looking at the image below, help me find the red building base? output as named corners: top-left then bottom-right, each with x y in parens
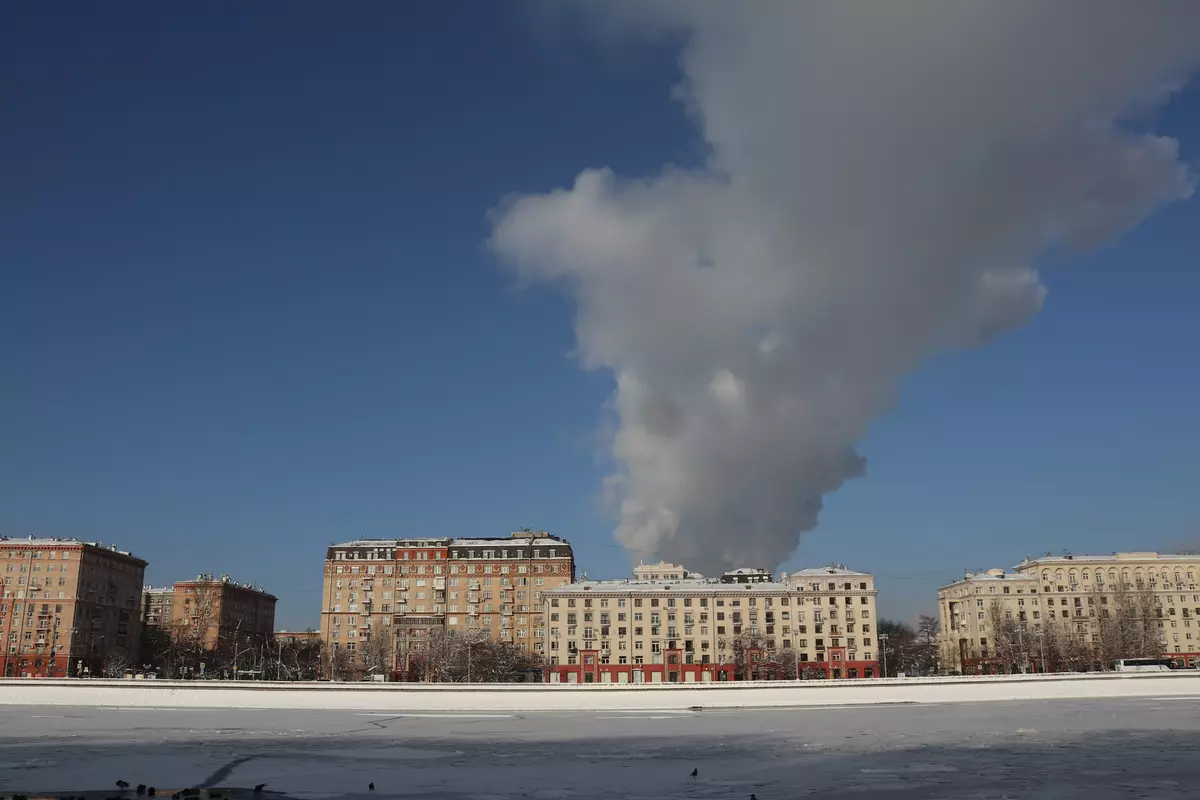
top-left (0, 654), bottom-right (69, 678)
top-left (546, 648), bottom-right (880, 684)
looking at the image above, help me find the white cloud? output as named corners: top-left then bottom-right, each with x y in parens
top-left (490, 1), bottom-right (1200, 570)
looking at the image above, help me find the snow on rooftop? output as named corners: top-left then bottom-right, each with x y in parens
top-left (0, 536), bottom-right (141, 559)
top-left (450, 538), bottom-right (569, 547)
top-left (788, 565), bottom-right (869, 577)
top-left (330, 538), bottom-right (452, 547)
top-left (1020, 552), bottom-right (1196, 564)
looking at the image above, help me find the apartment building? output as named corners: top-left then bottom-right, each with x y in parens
top-left (141, 585), bottom-right (175, 629)
top-left (543, 563), bottom-right (879, 683)
top-left (162, 574), bottom-right (277, 649)
top-left (938, 568), bottom-right (1039, 673)
top-left (319, 532), bottom-right (575, 676)
top-left (1, 536), bottom-right (147, 678)
top-left (938, 551), bottom-right (1200, 673)
top-left (445, 533), bottom-right (575, 656)
top-left (320, 537), bottom-right (451, 671)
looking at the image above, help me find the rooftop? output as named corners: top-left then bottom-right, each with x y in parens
top-left (329, 538), bottom-right (452, 548)
top-left (329, 532), bottom-right (571, 549)
top-left (176, 573), bottom-right (276, 598)
top-left (1018, 551), bottom-right (1198, 564)
top-left (787, 564), bottom-right (870, 577)
top-left (450, 537), bottom-right (570, 548)
top-left (0, 535), bottom-right (144, 561)
top-left (940, 569), bottom-right (1037, 589)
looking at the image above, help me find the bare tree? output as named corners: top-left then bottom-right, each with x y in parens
top-left (912, 614), bottom-right (942, 675)
top-left (728, 631), bottom-right (769, 679)
top-left (985, 601), bottom-right (1027, 674)
top-left (102, 651), bottom-right (132, 678)
top-left (406, 629), bottom-right (544, 683)
top-left (361, 627), bottom-right (395, 679)
top-left (771, 647), bottom-right (799, 680)
top-left (326, 645), bottom-right (357, 681)
top-left (878, 619), bottom-right (918, 677)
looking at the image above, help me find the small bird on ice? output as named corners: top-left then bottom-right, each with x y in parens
top-left (254, 785), bottom-right (267, 794)
top-left (690, 768), bottom-right (698, 778)
top-left (369, 784), bottom-right (375, 792)
top-left (116, 781), bottom-right (130, 790)
top-left (751, 794), bottom-right (758, 800)
top-left (137, 785), bottom-right (147, 795)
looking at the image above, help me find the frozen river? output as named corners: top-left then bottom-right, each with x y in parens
top-left (4, 696), bottom-right (1200, 799)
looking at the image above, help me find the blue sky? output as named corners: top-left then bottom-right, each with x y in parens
top-left (3, 3), bottom-right (1198, 630)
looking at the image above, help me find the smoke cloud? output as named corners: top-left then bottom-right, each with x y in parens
top-left (489, 2), bottom-right (1200, 571)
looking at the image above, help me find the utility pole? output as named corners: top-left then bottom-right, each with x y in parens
top-left (880, 634), bottom-right (889, 678)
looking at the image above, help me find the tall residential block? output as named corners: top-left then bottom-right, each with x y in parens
top-left (1, 536), bottom-right (147, 678)
top-left (542, 562), bottom-right (879, 683)
top-left (319, 531), bottom-right (575, 674)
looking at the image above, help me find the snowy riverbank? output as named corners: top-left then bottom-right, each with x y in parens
top-left (3, 671), bottom-right (1199, 711)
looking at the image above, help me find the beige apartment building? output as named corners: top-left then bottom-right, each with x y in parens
top-left (938, 551), bottom-right (1200, 673)
top-left (141, 585), bottom-right (175, 629)
top-left (543, 563), bottom-right (880, 683)
top-left (1, 536), bottom-right (147, 678)
top-left (319, 531), bottom-right (575, 677)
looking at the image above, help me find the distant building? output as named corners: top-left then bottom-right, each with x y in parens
top-left (274, 630), bottom-right (321, 644)
top-left (542, 563), bottom-right (880, 683)
top-left (141, 574), bottom-right (276, 651)
top-left (320, 531), bottom-right (576, 678)
top-left (938, 552), bottom-right (1200, 673)
top-left (720, 567), bottom-right (773, 584)
top-left (1, 536), bottom-right (147, 678)
top-left (141, 586), bottom-right (175, 629)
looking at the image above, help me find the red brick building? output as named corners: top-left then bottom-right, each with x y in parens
top-left (2, 537), bottom-right (147, 678)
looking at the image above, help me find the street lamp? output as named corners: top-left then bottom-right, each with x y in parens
top-left (880, 633), bottom-right (890, 678)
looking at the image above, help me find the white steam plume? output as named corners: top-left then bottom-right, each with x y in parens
top-left (489, 2), bottom-right (1200, 571)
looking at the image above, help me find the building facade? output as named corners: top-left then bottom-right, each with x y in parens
top-left (1, 537), bottom-right (147, 678)
top-left (141, 586), bottom-right (175, 629)
top-left (320, 537), bottom-right (451, 675)
top-left (445, 533), bottom-right (575, 656)
top-left (319, 531), bottom-right (575, 677)
top-left (543, 563), bottom-right (880, 683)
top-left (938, 552), bottom-right (1200, 673)
top-left (162, 574), bottom-right (277, 650)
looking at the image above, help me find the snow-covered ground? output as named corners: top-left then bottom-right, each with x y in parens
top-left (4, 697), bottom-right (1200, 798)
top-left (5, 672), bottom-right (1200, 711)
